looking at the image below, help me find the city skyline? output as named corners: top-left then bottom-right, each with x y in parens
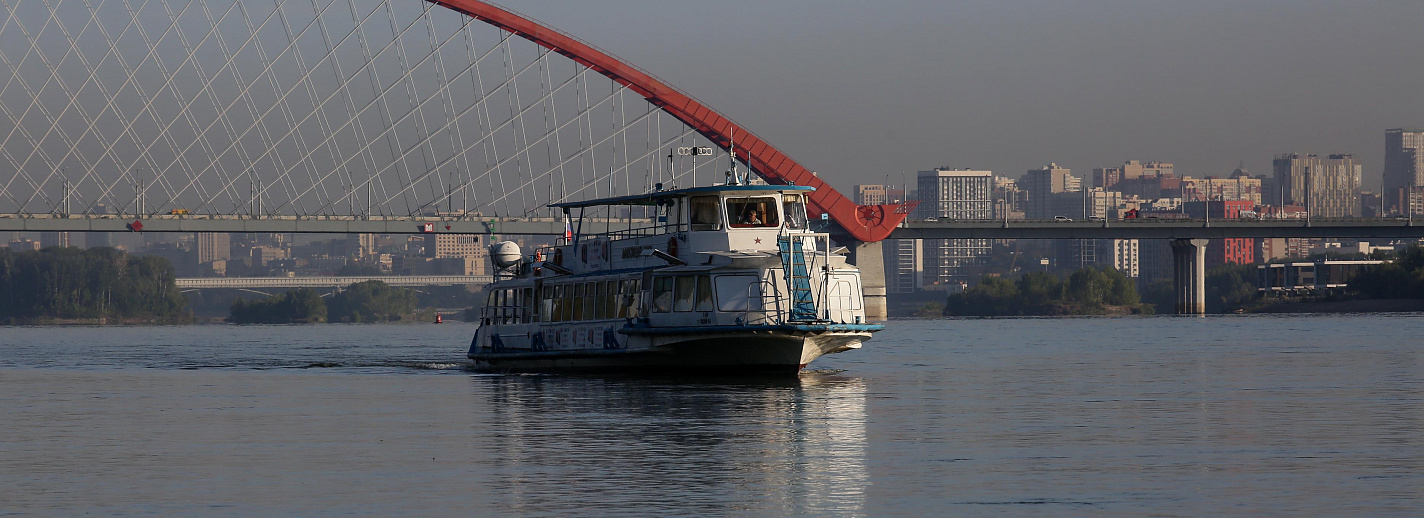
top-left (504, 1), bottom-right (1424, 191)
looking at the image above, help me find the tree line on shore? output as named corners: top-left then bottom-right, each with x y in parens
top-left (1349, 246), bottom-right (1424, 299)
top-left (945, 245), bottom-right (1424, 317)
top-left (0, 247), bottom-right (189, 323)
top-left (228, 280), bottom-right (422, 324)
top-left (944, 266), bottom-right (1153, 316)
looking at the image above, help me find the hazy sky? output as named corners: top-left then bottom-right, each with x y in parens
top-left (504, 0), bottom-right (1423, 190)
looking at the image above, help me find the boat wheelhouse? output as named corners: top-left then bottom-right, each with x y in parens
top-left (469, 182), bottom-right (882, 373)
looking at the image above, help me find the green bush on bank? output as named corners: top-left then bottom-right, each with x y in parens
top-left (1351, 246), bottom-right (1424, 299)
top-left (228, 280), bottom-right (419, 324)
top-left (229, 288), bottom-right (327, 324)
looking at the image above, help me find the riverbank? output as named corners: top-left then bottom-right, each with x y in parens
top-left (1249, 298), bottom-right (1424, 314)
top-left (1, 315), bottom-right (195, 326)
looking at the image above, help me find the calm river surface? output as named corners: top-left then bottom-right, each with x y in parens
top-left (2, 315), bottom-right (1422, 516)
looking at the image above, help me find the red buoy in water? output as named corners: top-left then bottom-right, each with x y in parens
top-left (434, 314), bottom-right (443, 324)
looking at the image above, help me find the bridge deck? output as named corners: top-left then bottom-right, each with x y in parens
top-left (177, 275), bottom-right (493, 290)
top-left (892, 218), bottom-right (1424, 240)
top-left (0, 214), bottom-right (642, 236)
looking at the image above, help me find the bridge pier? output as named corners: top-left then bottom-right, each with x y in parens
top-left (1170, 238), bottom-right (1208, 315)
top-left (846, 240), bottom-right (888, 321)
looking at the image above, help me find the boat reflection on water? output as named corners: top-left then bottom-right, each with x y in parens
top-left (470, 372), bottom-right (868, 515)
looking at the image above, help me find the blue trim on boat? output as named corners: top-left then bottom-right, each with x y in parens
top-left (550, 184), bottom-right (815, 209)
top-left (619, 323), bottom-right (884, 336)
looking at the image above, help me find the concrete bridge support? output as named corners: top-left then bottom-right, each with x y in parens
top-left (846, 240), bottom-right (888, 321)
top-left (1170, 238), bottom-right (1209, 315)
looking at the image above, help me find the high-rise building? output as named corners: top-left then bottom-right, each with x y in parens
top-left (425, 234), bottom-right (485, 259)
top-left (918, 169), bottom-right (993, 286)
top-left (884, 238), bottom-right (921, 294)
top-left (1384, 129), bottom-right (1424, 215)
top-left (1094, 160), bottom-right (1174, 190)
top-left (8, 239), bottom-right (41, 252)
top-left (353, 234), bottom-right (377, 258)
top-left (40, 232), bottom-right (70, 248)
top-left (1181, 171), bottom-right (1263, 204)
top-left (1050, 188), bottom-right (1122, 220)
top-left (1056, 239), bottom-right (1097, 271)
top-left (1384, 129), bottom-right (1424, 191)
top-left (1138, 240), bottom-right (1172, 285)
top-left (196, 232), bottom-right (231, 264)
top-left (1022, 164), bottom-right (1078, 219)
top-left (86, 232), bottom-right (112, 248)
top-left (1272, 153), bottom-right (1362, 217)
top-left (853, 185), bottom-right (887, 205)
top-left (993, 176), bottom-right (1026, 219)
top-left (1097, 239), bottom-right (1140, 278)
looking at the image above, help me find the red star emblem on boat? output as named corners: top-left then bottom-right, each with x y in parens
top-left (754, 238), bottom-right (762, 244)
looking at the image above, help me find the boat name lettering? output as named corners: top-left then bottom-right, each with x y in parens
top-left (621, 245), bottom-right (652, 259)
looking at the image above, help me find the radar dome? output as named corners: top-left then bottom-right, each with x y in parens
top-left (489, 241), bottom-right (522, 269)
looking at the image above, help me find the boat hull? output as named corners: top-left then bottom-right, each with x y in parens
top-left (469, 326), bottom-right (872, 374)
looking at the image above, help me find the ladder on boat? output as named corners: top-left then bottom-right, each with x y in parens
top-left (778, 237), bottom-right (819, 321)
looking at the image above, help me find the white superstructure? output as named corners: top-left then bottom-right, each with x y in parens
top-left (468, 183), bottom-right (882, 373)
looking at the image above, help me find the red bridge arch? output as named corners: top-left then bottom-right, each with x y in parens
top-left (428, 0), bottom-right (910, 242)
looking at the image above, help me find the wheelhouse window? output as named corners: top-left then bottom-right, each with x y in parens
top-left (783, 194), bottom-right (808, 230)
top-left (726, 197), bottom-right (780, 228)
top-left (689, 196), bottom-right (721, 231)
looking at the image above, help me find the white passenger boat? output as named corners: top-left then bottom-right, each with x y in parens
top-left (469, 178), bottom-right (883, 373)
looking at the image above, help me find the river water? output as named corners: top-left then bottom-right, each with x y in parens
top-left (2, 315), bottom-right (1421, 516)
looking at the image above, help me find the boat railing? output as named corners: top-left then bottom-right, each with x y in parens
top-left (759, 277), bottom-right (788, 325)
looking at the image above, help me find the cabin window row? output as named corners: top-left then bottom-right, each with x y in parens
top-left (540, 279), bottom-right (642, 322)
top-left (650, 274), bottom-right (763, 313)
top-left (485, 287), bottom-right (533, 324)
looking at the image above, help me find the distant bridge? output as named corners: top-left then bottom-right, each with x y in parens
top-left (891, 218), bottom-right (1424, 240)
top-left (176, 275), bottom-right (492, 291)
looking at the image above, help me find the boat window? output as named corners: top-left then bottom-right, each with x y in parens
top-left (494, 290), bottom-right (506, 323)
top-left (540, 286), bottom-right (552, 322)
top-left (623, 279), bottom-right (642, 318)
top-left (501, 289), bottom-right (510, 320)
top-left (553, 285), bottom-right (566, 322)
top-left (603, 280), bottom-right (617, 319)
top-left (694, 275), bottom-right (714, 312)
top-left (726, 197), bottom-right (780, 228)
top-left (674, 276), bottom-right (696, 312)
top-left (715, 275), bottom-right (762, 312)
top-left (522, 288), bottom-right (534, 323)
top-left (689, 196), bottom-right (721, 231)
top-left (584, 282), bottom-right (597, 320)
top-left (510, 289), bottom-right (520, 324)
top-left (652, 277), bottom-right (674, 313)
top-left (592, 282), bottom-right (605, 320)
top-left (569, 283), bottom-right (580, 320)
top-left (783, 194), bottom-right (808, 230)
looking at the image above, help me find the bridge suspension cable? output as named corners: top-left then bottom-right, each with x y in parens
top-left (0, 0), bottom-right (907, 240)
